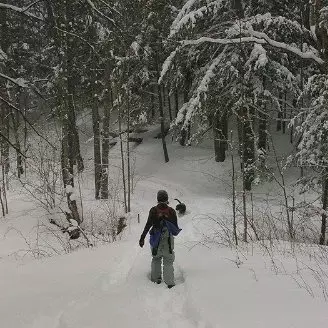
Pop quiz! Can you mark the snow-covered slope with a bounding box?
[1,126,327,328]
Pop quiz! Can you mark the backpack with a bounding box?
[149,206,182,252]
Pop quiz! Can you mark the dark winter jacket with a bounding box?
[140,203,178,241]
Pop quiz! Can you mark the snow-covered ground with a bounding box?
[0,124,327,328]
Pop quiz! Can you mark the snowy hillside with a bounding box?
[0,127,327,328]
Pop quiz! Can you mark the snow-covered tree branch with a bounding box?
[0,73,28,87]
[181,34,324,65]
[0,2,43,21]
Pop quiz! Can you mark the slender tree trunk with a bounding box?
[214,110,228,162]
[2,160,8,214]
[65,0,83,173]
[0,89,10,180]
[151,85,156,119]
[277,114,282,131]
[282,92,287,134]
[180,71,192,146]
[320,170,328,245]
[258,108,267,151]
[118,109,127,213]
[174,89,179,117]
[126,90,131,212]
[0,2,10,183]
[100,94,111,200]
[0,185,4,217]
[241,123,248,242]
[22,92,28,175]
[60,0,81,225]
[156,52,169,162]
[238,107,255,191]
[9,106,23,178]
[290,99,296,144]
[242,185,248,242]
[167,88,173,122]
[61,120,80,224]
[92,103,101,199]
[230,131,238,245]
[258,77,267,154]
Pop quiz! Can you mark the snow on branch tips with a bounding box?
[178,46,228,129]
[182,33,325,65]
[170,0,225,38]
[171,0,199,31]
[158,48,179,84]
[0,3,43,21]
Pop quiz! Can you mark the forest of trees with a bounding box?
[0,1,328,247]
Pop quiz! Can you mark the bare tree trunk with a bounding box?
[118,108,127,213]
[258,108,267,152]
[277,113,282,131]
[320,170,328,245]
[290,99,296,144]
[214,110,228,162]
[59,0,81,225]
[22,92,28,175]
[0,185,4,217]
[65,0,83,173]
[151,85,156,119]
[237,109,249,242]
[156,52,169,163]
[240,124,248,243]
[0,3,10,184]
[61,121,80,225]
[174,89,179,117]
[238,107,255,191]
[310,0,328,245]
[242,185,248,242]
[258,76,267,154]
[0,90,10,182]
[230,131,238,245]
[9,106,23,178]
[282,92,287,134]
[180,71,192,146]
[100,95,111,200]
[167,88,173,122]
[92,103,101,199]
[126,90,131,212]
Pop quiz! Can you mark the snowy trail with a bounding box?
[53,247,207,328]
[52,179,211,328]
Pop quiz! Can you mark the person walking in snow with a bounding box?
[139,190,181,288]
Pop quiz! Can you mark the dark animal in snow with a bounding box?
[174,198,186,215]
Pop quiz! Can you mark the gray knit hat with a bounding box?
[157,190,168,202]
